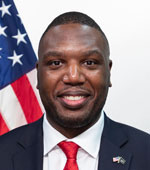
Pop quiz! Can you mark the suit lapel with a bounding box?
[98,114,132,170]
[12,117,43,170]
[11,114,133,170]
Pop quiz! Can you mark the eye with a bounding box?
[52,60,62,65]
[82,59,100,69]
[46,60,64,69]
[47,60,62,66]
[84,60,96,65]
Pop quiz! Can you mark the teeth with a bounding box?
[64,96,84,101]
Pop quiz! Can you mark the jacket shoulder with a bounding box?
[105,114,150,137]
[112,118,150,138]
[0,117,43,146]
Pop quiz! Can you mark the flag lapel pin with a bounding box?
[113,156,126,165]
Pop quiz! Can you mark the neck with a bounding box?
[46,115,100,138]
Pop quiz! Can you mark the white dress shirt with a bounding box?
[43,111,104,170]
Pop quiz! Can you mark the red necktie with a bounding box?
[58,141,79,170]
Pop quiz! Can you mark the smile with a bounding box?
[59,95,89,109]
[56,89,92,109]
[64,96,84,101]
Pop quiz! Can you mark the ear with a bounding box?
[36,61,39,89]
[108,59,112,87]
[36,61,39,69]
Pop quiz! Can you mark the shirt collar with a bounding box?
[43,111,104,158]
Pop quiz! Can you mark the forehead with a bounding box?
[39,23,106,57]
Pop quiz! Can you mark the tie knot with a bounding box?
[58,141,79,159]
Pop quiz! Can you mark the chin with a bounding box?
[52,107,100,129]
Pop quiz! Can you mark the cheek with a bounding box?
[38,69,61,93]
[86,70,108,89]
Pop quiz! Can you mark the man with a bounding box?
[0,11,150,170]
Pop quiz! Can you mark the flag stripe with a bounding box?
[11,74,43,123]
[0,85,27,130]
[0,113,9,135]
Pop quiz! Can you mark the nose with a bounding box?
[62,62,86,85]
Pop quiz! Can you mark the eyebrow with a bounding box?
[43,51,63,58]
[82,50,103,58]
[43,49,104,59]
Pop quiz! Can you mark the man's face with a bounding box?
[37,23,112,130]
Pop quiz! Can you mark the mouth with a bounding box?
[57,90,92,109]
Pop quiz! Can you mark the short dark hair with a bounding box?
[39,11,110,57]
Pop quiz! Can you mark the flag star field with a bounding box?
[0,0,37,89]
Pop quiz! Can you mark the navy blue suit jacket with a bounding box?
[0,114,150,170]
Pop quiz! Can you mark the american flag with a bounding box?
[113,156,126,164]
[0,0,43,135]
[113,156,120,163]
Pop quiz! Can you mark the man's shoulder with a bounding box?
[106,115,150,144]
[0,116,43,146]
[115,119,149,137]
[0,117,43,169]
